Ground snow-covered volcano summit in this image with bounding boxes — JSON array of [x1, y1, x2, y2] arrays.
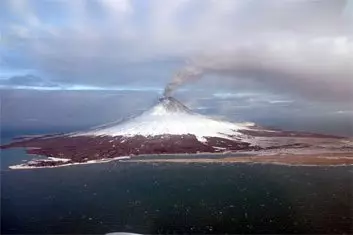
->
[[77, 96, 254, 141], [151, 96, 192, 114]]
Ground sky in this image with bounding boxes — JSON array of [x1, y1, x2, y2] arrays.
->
[[0, 0, 352, 134]]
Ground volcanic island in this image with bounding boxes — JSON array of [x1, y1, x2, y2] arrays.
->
[[2, 96, 353, 169]]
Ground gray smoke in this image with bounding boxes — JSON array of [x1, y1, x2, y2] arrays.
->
[[163, 66, 203, 97], [163, 38, 353, 102]]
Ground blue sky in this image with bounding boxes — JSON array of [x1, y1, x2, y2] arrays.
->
[[0, 0, 352, 102]]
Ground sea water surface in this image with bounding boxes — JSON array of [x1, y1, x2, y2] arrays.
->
[[1, 137, 352, 234], [2, 88, 353, 234]]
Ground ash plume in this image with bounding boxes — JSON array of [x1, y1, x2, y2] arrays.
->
[[163, 66, 203, 97], [163, 37, 353, 102]]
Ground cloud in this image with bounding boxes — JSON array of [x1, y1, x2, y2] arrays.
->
[[2, 0, 350, 59], [0, 74, 165, 92], [172, 36, 353, 102], [0, 74, 59, 87], [0, 0, 352, 102]]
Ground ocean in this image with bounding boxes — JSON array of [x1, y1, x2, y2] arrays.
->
[[1, 133, 352, 234]]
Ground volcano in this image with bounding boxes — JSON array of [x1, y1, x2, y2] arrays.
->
[[2, 96, 353, 169], [74, 96, 255, 142]]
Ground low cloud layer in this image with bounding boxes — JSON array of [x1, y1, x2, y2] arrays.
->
[[0, 74, 59, 87]]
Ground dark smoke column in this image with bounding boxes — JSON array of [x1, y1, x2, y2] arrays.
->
[[163, 66, 203, 97]]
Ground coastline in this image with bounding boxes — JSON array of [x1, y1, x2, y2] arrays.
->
[[7, 151, 353, 170], [125, 152, 353, 166], [8, 156, 131, 170]]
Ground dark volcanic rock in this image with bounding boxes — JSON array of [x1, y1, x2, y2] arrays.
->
[[0, 135, 215, 167], [1, 130, 350, 169], [238, 129, 344, 138], [1, 133, 263, 168]]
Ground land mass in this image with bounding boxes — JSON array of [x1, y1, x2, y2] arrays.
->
[[2, 97, 353, 169], [126, 152, 353, 166]]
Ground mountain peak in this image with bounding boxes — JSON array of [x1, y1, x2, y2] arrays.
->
[[148, 96, 192, 115], [73, 95, 254, 140]]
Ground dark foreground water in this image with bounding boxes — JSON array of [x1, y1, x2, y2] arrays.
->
[[1, 148, 352, 234]]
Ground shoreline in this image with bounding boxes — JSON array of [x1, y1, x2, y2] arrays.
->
[[8, 156, 131, 170], [125, 152, 353, 166], [7, 152, 353, 170]]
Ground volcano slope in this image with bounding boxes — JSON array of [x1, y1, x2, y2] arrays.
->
[[2, 97, 353, 169]]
